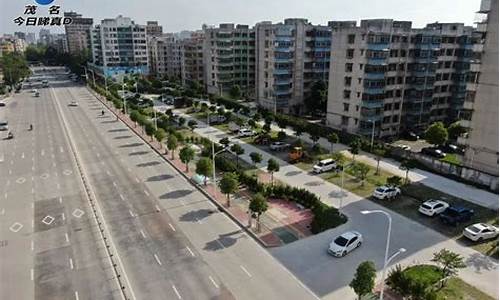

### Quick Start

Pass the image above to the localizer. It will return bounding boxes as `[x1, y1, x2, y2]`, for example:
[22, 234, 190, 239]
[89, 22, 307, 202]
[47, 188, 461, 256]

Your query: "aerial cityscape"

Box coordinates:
[0, 0, 498, 299]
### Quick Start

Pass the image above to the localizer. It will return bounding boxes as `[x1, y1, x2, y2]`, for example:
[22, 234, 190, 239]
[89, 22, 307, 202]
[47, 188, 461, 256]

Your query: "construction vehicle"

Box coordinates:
[288, 146, 304, 163]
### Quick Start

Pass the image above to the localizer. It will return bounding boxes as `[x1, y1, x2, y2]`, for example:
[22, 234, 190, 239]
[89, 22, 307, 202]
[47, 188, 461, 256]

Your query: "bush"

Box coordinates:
[311, 203, 347, 234]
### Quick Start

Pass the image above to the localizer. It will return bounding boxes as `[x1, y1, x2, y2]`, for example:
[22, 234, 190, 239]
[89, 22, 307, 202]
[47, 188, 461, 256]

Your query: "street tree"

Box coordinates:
[229, 85, 241, 99]
[349, 139, 361, 161]
[219, 137, 230, 147]
[277, 131, 287, 141]
[263, 123, 271, 133]
[145, 122, 156, 140]
[304, 80, 327, 114]
[235, 117, 245, 128]
[154, 128, 167, 148]
[178, 116, 186, 127]
[264, 115, 274, 126]
[167, 134, 178, 159]
[349, 261, 377, 300]
[351, 162, 370, 186]
[249, 152, 262, 165]
[386, 176, 403, 187]
[195, 157, 213, 186]
[293, 124, 304, 142]
[267, 158, 280, 185]
[224, 110, 233, 122]
[249, 193, 268, 232]
[447, 121, 467, 141]
[187, 120, 198, 132]
[179, 146, 195, 172]
[424, 122, 448, 146]
[217, 107, 225, 116]
[276, 118, 287, 132]
[230, 144, 245, 166]
[431, 249, 466, 283]
[373, 147, 386, 175]
[327, 132, 339, 153]
[219, 172, 239, 207]
[247, 119, 256, 128]
[400, 159, 417, 184]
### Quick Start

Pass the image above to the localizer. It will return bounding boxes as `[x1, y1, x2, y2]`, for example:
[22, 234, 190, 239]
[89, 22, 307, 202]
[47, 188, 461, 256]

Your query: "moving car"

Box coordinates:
[418, 199, 449, 216]
[238, 128, 255, 137]
[421, 147, 446, 159]
[270, 141, 290, 151]
[0, 121, 8, 131]
[0, 101, 5, 107]
[34, 91, 40, 97]
[439, 206, 474, 226]
[313, 158, 337, 174]
[68, 101, 78, 107]
[463, 223, 499, 242]
[372, 186, 401, 200]
[328, 231, 363, 257]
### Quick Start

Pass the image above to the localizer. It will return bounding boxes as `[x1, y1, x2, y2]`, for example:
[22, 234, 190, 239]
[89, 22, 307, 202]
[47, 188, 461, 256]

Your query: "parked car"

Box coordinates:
[439, 144, 460, 154]
[394, 144, 411, 151]
[270, 141, 291, 151]
[418, 199, 449, 216]
[463, 223, 499, 242]
[421, 147, 446, 159]
[328, 231, 363, 257]
[402, 131, 419, 141]
[0, 101, 5, 107]
[439, 206, 474, 226]
[238, 128, 256, 137]
[313, 158, 337, 174]
[372, 186, 401, 200]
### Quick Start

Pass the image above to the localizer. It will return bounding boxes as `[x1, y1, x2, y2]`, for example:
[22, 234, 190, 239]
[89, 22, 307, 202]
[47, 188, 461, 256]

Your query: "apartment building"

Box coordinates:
[180, 31, 204, 87]
[90, 15, 148, 78]
[255, 18, 331, 114]
[0, 34, 28, 55]
[460, 0, 498, 175]
[146, 21, 163, 37]
[203, 24, 255, 98]
[64, 11, 93, 55]
[147, 33, 183, 79]
[326, 19, 478, 139]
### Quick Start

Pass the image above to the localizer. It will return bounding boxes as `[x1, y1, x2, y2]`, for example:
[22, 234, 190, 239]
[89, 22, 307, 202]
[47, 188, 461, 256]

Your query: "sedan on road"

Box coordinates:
[463, 223, 499, 242]
[418, 199, 449, 216]
[68, 101, 79, 107]
[328, 231, 363, 257]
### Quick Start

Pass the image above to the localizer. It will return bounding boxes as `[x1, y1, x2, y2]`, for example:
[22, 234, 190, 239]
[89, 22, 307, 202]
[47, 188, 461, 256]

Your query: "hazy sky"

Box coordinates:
[1, 0, 482, 36]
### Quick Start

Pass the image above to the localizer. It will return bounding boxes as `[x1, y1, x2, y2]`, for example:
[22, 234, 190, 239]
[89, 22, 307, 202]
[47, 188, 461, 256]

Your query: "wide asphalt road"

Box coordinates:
[0, 67, 318, 300]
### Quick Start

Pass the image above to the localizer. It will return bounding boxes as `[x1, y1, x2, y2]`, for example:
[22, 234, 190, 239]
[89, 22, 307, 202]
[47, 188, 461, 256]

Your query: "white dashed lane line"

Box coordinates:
[208, 276, 219, 289]
[240, 265, 252, 277]
[172, 285, 182, 299]
[154, 254, 162, 266]
[168, 223, 176, 232]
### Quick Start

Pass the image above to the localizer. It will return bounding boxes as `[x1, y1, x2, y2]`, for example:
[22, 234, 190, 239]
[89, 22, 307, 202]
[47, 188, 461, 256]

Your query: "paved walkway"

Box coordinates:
[177, 110, 498, 300]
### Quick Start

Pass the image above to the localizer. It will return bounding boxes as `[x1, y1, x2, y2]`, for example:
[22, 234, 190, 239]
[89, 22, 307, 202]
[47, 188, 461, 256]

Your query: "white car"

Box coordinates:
[418, 199, 449, 216]
[372, 186, 401, 200]
[68, 101, 78, 107]
[328, 231, 363, 257]
[463, 223, 499, 242]
[238, 128, 255, 137]
[395, 144, 411, 151]
[313, 158, 337, 174]
[270, 141, 290, 151]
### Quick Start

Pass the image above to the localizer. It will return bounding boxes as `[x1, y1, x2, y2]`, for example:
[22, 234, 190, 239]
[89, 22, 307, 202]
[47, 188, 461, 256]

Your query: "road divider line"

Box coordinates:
[154, 254, 162, 266]
[65, 233, 70, 243]
[119, 194, 125, 201]
[240, 265, 252, 277]
[186, 246, 195, 257]
[59, 196, 62, 203]
[74, 291, 79, 300]
[143, 190, 149, 196]
[135, 177, 140, 183]
[172, 285, 182, 299]
[69, 258, 74, 270]
[30, 268, 34, 281]
[208, 276, 219, 289]
[112, 181, 117, 187]
[168, 223, 176, 232]
[31, 240, 34, 251]
[139, 230, 146, 239]
[155, 205, 161, 212]
[61, 213, 65, 221]
[128, 210, 134, 218]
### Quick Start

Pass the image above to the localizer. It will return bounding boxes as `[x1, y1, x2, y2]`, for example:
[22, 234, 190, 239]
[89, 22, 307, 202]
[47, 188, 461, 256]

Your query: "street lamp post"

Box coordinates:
[211, 140, 229, 194]
[339, 162, 354, 215]
[361, 210, 405, 300]
[369, 119, 376, 151]
[83, 66, 88, 85]
[153, 108, 158, 130]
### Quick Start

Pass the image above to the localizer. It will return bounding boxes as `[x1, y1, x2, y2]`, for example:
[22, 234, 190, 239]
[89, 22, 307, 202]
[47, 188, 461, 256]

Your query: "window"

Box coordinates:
[343, 103, 350, 112]
[345, 63, 353, 72]
[346, 49, 354, 59]
[359, 64, 364, 70]
[394, 102, 400, 109]
[395, 90, 402, 97]
[392, 115, 399, 123]
[341, 116, 349, 126]
[442, 73, 450, 80]
[357, 92, 361, 98]
[444, 61, 452, 69]
[344, 77, 352, 87]
[383, 116, 391, 124]
[356, 105, 359, 111]
[400, 50, 407, 57]
[384, 103, 392, 111]
[343, 90, 351, 99]
[347, 34, 355, 44]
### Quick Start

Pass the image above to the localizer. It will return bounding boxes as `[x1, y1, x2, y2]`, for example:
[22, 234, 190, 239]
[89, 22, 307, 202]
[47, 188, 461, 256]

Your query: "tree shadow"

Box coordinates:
[129, 151, 149, 156]
[285, 170, 302, 177]
[465, 252, 498, 273]
[305, 180, 324, 187]
[101, 120, 118, 124]
[203, 230, 244, 251]
[114, 135, 133, 139]
[137, 161, 161, 168]
[328, 189, 348, 199]
[146, 174, 174, 182]
[160, 189, 193, 199]
[179, 208, 215, 223]
[109, 128, 128, 133]
[120, 142, 143, 148]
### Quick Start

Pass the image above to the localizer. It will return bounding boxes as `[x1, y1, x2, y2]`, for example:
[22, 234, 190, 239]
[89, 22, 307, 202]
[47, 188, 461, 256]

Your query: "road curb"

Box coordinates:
[86, 87, 270, 248]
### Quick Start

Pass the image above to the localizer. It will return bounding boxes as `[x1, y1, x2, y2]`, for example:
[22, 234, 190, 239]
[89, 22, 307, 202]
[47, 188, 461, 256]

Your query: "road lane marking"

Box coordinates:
[32, 166, 35, 171]
[22, 152, 25, 159]
[32, 187, 35, 194]
[208, 276, 219, 289]
[31, 240, 34, 251]
[65, 233, 70, 243]
[135, 177, 140, 183]
[59, 196, 62, 203]
[119, 194, 125, 201]
[0, 208, 4, 215]
[168, 223, 176, 232]
[127, 168, 132, 172]
[56, 183, 60, 189]
[129, 210, 135, 218]
[112, 181, 117, 187]
[9, 169, 12, 175]
[32, 220, 34, 228]
[96, 152, 100, 158]
[41, 149, 44, 156]
[186, 246, 195, 257]
[31, 269, 34, 281]
[240, 265, 252, 277]
[155, 205, 161, 212]
[4, 193, 7, 199]
[154, 254, 162, 266]
[106, 170, 111, 176]
[69, 258, 74, 269]
[74, 291, 79, 300]
[60, 147, 64, 153]
[140, 230, 146, 239]
[61, 213, 65, 221]
[42, 215, 55, 225]
[31, 203, 34, 209]
[172, 285, 181, 299]
[144, 190, 149, 196]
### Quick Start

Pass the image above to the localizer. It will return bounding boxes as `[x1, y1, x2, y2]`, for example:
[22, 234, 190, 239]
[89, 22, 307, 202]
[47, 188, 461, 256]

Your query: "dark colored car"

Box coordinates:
[402, 131, 419, 141]
[439, 206, 474, 226]
[421, 147, 446, 159]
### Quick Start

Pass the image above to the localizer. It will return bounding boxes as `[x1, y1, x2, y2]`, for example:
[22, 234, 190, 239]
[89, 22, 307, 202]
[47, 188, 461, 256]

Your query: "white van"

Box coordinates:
[313, 158, 337, 174]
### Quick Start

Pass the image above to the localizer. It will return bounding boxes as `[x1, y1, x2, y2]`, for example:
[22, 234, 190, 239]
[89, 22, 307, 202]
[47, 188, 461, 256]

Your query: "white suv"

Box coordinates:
[418, 199, 449, 216]
[372, 186, 401, 200]
[313, 159, 337, 174]
[238, 128, 255, 137]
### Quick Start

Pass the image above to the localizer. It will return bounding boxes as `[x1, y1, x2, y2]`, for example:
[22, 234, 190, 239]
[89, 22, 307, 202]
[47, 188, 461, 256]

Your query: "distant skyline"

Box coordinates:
[1, 0, 482, 36]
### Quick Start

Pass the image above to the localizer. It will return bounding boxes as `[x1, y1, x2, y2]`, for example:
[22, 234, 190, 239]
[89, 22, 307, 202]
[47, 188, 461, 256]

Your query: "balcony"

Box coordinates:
[363, 86, 385, 94]
[274, 78, 292, 85]
[459, 119, 472, 128]
[275, 89, 292, 96]
[273, 68, 292, 75]
[274, 57, 293, 63]
[361, 100, 384, 109]
[366, 57, 387, 65]
[366, 43, 389, 51]
[463, 100, 475, 110]
[364, 72, 385, 80]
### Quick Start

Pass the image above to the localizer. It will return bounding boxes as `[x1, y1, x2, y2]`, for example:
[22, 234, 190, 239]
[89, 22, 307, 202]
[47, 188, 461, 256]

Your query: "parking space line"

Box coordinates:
[129, 210, 135, 218]
[69, 258, 74, 270]
[144, 190, 149, 196]
[208, 276, 219, 289]
[168, 223, 176, 232]
[140, 230, 146, 239]
[65, 233, 70, 243]
[119, 194, 125, 201]
[31, 240, 34, 251]
[240, 265, 252, 277]
[186, 246, 195, 257]
[172, 285, 182, 299]
[112, 181, 117, 187]
[135, 177, 140, 183]
[61, 213, 65, 221]
[154, 254, 162, 266]
[74, 291, 79, 300]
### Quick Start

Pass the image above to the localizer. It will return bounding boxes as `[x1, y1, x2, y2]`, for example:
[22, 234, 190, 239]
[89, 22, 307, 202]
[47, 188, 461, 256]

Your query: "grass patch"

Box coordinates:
[436, 277, 495, 300]
[374, 183, 499, 258]
[404, 264, 442, 286]
[440, 153, 462, 166]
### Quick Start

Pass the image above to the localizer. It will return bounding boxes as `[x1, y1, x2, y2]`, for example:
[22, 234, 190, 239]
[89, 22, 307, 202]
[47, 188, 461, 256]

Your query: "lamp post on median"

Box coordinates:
[211, 141, 229, 194]
[369, 119, 376, 151]
[338, 161, 354, 215]
[360, 210, 406, 300]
